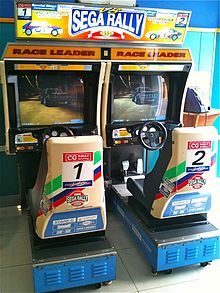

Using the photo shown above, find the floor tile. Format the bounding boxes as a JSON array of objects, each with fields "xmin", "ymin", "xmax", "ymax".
[
  {"xmin": 118, "ymin": 247, "xmax": 200, "ymax": 292},
  {"xmin": 107, "ymin": 210, "xmax": 121, "ymax": 224},
  {"xmin": 106, "ymin": 217, "xmax": 136, "ymax": 250},
  {"xmin": 1, "ymin": 264, "xmax": 34, "ymax": 293},
  {"xmin": 62, "ymin": 256, "xmax": 137, "ymax": 293},
  {"xmin": 1, "ymin": 182, "xmax": 220, "ymax": 293},
  {"xmin": 0, "ymin": 213, "xmax": 29, "ymax": 235},
  {"xmin": 0, "ymin": 206, "xmax": 23, "ymax": 219},
  {"xmin": 194, "ymin": 257, "xmax": 220, "ymax": 278},
  {"xmin": 0, "ymin": 268, "xmax": 2, "ymax": 289},
  {"xmin": 0, "ymin": 233, "xmax": 2, "ymax": 267},
  {"xmin": 138, "ymin": 279, "xmax": 218, "ymax": 293},
  {"xmin": 1, "ymin": 232, "xmax": 32, "ymax": 267}
]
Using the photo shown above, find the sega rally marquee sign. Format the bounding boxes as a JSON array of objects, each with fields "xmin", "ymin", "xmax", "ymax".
[{"xmin": 15, "ymin": 1, "xmax": 191, "ymax": 45}]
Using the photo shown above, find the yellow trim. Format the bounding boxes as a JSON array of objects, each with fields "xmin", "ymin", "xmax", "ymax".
[
  {"xmin": 4, "ymin": 44, "xmax": 102, "ymax": 60},
  {"xmin": 0, "ymin": 18, "xmax": 220, "ymax": 33},
  {"xmin": 111, "ymin": 48, "xmax": 192, "ymax": 61},
  {"xmin": 101, "ymin": 62, "xmax": 111, "ymax": 148},
  {"xmin": 0, "ymin": 18, "xmax": 15, "ymax": 23},
  {"xmin": 188, "ymin": 27, "xmax": 218, "ymax": 33}
]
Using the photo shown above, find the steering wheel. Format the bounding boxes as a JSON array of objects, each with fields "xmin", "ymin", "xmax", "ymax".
[
  {"xmin": 138, "ymin": 121, "xmax": 167, "ymax": 150},
  {"xmin": 41, "ymin": 125, "xmax": 74, "ymax": 142}
]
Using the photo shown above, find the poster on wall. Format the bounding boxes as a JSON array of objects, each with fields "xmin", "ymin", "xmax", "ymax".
[{"xmin": 15, "ymin": 1, "xmax": 191, "ymax": 45}]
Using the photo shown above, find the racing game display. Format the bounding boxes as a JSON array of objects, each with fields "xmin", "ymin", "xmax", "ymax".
[
  {"xmin": 112, "ymin": 74, "xmax": 168, "ymax": 122},
  {"xmin": 15, "ymin": 72, "xmax": 84, "ymax": 126}
]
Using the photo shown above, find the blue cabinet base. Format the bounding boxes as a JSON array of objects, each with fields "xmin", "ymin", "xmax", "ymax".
[
  {"xmin": 112, "ymin": 190, "xmax": 220, "ymax": 274},
  {"xmin": 33, "ymin": 253, "xmax": 117, "ymax": 293},
  {"xmin": 28, "ymin": 215, "xmax": 117, "ymax": 293}
]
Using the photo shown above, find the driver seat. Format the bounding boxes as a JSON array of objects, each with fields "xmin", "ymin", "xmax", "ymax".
[
  {"xmin": 127, "ymin": 128, "xmax": 173, "ymax": 213},
  {"xmin": 30, "ymin": 134, "xmax": 107, "ymax": 239},
  {"xmin": 127, "ymin": 126, "xmax": 217, "ymax": 219}
]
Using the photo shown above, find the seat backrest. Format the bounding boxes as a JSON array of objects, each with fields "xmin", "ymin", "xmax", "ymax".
[
  {"xmin": 128, "ymin": 126, "xmax": 218, "ymax": 220},
  {"xmin": 151, "ymin": 126, "xmax": 217, "ymax": 219},
  {"xmin": 31, "ymin": 135, "xmax": 106, "ymax": 239}
]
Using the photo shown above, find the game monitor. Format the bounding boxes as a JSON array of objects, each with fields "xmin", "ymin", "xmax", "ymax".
[
  {"xmin": 3, "ymin": 62, "xmax": 101, "ymax": 152},
  {"xmin": 9, "ymin": 72, "xmax": 85, "ymax": 127},
  {"xmin": 109, "ymin": 63, "xmax": 192, "ymax": 126},
  {"xmin": 105, "ymin": 63, "xmax": 192, "ymax": 147},
  {"xmin": 111, "ymin": 74, "xmax": 168, "ymax": 123}
]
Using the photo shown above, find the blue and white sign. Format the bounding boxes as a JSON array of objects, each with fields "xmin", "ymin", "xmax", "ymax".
[{"xmin": 70, "ymin": 7, "xmax": 146, "ymax": 39}]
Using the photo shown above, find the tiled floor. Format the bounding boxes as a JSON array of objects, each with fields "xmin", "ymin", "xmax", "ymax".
[{"xmin": 0, "ymin": 179, "xmax": 220, "ymax": 293}]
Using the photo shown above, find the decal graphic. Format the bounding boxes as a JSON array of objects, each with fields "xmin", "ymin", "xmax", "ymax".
[
  {"xmin": 188, "ymin": 175, "xmax": 206, "ymax": 189},
  {"xmin": 112, "ymin": 128, "xmax": 132, "ymax": 139},
  {"xmin": 15, "ymin": 2, "xmax": 190, "ymax": 44},
  {"xmin": 163, "ymin": 192, "xmax": 211, "ymax": 217},
  {"xmin": 40, "ymin": 198, "xmax": 51, "ymax": 215},
  {"xmin": 45, "ymin": 208, "xmax": 103, "ymax": 236},
  {"xmin": 62, "ymin": 152, "xmax": 94, "ymax": 188},
  {"xmin": 186, "ymin": 140, "xmax": 212, "ymax": 173},
  {"xmin": 17, "ymin": 2, "xmax": 32, "ymax": 20},
  {"xmin": 70, "ymin": 7, "xmax": 146, "ymax": 40},
  {"xmin": 22, "ymin": 21, "xmax": 63, "ymax": 37},
  {"xmin": 154, "ymin": 153, "xmax": 216, "ymax": 201},
  {"xmin": 159, "ymin": 177, "xmax": 175, "ymax": 198},
  {"xmin": 66, "ymin": 190, "xmax": 88, "ymax": 208},
  {"xmin": 37, "ymin": 151, "xmax": 102, "ymax": 218}
]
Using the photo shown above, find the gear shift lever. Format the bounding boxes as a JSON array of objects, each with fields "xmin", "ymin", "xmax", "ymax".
[{"xmin": 122, "ymin": 160, "xmax": 129, "ymax": 177}]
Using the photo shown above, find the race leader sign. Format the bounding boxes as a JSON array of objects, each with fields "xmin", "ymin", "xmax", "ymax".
[
  {"xmin": 3, "ymin": 44, "xmax": 192, "ymax": 62},
  {"xmin": 15, "ymin": 2, "xmax": 190, "ymax": 45}
]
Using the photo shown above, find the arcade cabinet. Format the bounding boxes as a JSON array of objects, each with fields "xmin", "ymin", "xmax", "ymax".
[
  {"xmin": 101, "ymin": 47, "xmax": 220, "ymax": 274},
  {"xmin": 0, "ymin": 43, "xmax": 116, "ymax": 292}
]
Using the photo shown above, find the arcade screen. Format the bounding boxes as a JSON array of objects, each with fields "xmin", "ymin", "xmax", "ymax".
[
  {"xmin": 111, "ymin": 74, "xmax": 169, "ymax": 122},
  {"xmin": 10, "ymin": 72, "xmax": 86, "ymax": 127}
]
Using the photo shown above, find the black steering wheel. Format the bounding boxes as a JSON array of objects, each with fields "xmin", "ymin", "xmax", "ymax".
[
  {"xmin": 138, "ymin": 121, "xmax": 167, "ymax": 150},
  {"xmin": 41, "ymin": 125, "xmax": 74, "ymax": 142}
]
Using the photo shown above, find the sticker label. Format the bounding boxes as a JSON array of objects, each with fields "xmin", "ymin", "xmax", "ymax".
[
  {"xmin": 17, "ymin": 3, "xmax": 32, "ymax": 20},
  {"xmin": 112, "ymin": 128, "xmax": 132, "ymax": 139},
  {"xmin": 175, "ymin": 13, "xmax": 190, "ymax": 27},
  {"xmin": 40, "ymin": 198, "xmax": 51, "ymax": 215},
  {"xmin": 163, "ymin": 192, "xmax": 211, "ymax": 217},
  {"xmin": 188, "ymin": 175, "xmax": 206, "ymax": 189},
  {"xmin": 159, "ymin": 177, "xmax": 175, "ymax": 197},
  {"xmin": 66, "ymin": 191, "xmax": 88, "ymax": 208},
  {"xmin": 187, "ymin": 141, "xmax": 211, "ymax": 150},
  {"xmin": 52, "ymin": 217, "xmax": 77, "ymax": 235},
  {"xmin": 76, "ymin": 215, "xmax": 98, "ymax": 232},
  {"xmin": 15, "ymin": 133, "xmax": 38, "ymax": 145},
  {"xmin": 62, "ymin": 152, "xmax": 94, "ymax": 188},
  {"xmin": 44, "ymin": 208, "xmax": 104, "ymax": 237},
  {"xmin": 186, "ymin": 140, "xmax": 211, "ymax": 173}
]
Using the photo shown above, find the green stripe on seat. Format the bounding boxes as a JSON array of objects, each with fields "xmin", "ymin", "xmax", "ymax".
[
  {"xmin": 94, "ymin": 151, "xmax": 101, "ymax": 164},
  {"xmin": 44, "ymin": 175, "xmax": 62, "ymax": 196},
  {"xmin": 164, "ymin": 161, "xmax": 186, "ymax": 179}
]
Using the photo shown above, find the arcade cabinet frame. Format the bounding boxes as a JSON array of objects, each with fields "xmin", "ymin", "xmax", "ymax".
[
  {"xmin": 100, "ymin": 46, "xmax": 220, "ymax": 274},
  {"xmin": 0, "ymin": 43, "xmax": 117, "ymax": 293}
]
